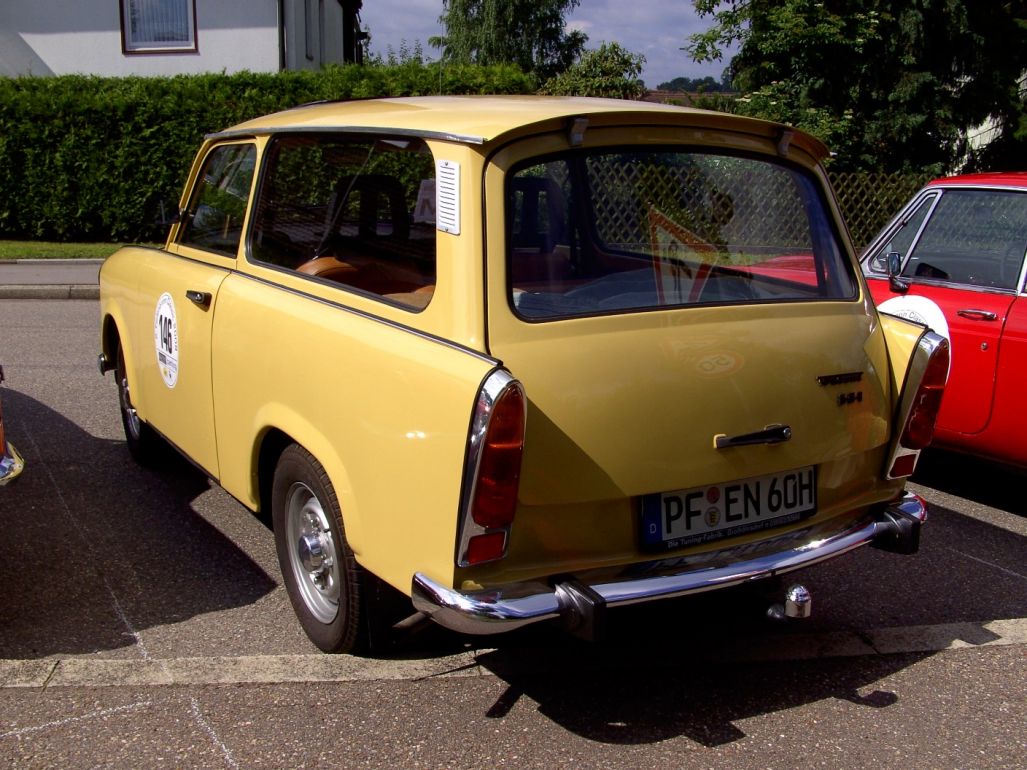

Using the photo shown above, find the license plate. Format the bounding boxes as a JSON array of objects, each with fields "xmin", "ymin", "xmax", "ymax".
[{"xmin": 640, "ymin": 466, "xmax": 817, "ymax": 551}]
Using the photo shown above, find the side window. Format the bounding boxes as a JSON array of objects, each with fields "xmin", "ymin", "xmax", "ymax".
[
  {"xmin": 178, "ymin": 144, "xmax": 256, "ymax": 258},
  {"xmin": 249, "ymin": 134, "xmax": 437, "ymax": 310},
  {"xmin": 898, "ymin": 190, "xmax": 1027, "ymax": 290}
]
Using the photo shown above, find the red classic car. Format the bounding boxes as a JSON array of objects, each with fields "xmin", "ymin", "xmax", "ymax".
[{"xmin": 862, "ymin": 172, "xmax": 1027, "ymax": 466}]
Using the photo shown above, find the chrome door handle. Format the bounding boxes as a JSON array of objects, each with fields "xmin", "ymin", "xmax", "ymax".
[
  {"xmin": 186, "ymin": 290, "xmax": 212, "ymax": 309},
  {"xmin": 956, "ymin": 309, "xmax": 997, "ymax": 321}
]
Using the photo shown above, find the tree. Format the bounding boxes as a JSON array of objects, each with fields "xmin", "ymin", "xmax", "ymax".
[
  {"xmin": 539, "ymin": 43, "xmax": 646, "ymax": 99},
  {"xmin": 686, "ymin": 1, "xmax": 1027, "ymax": 173},
  {"xmin": 657, "ymin": 75, "xmax": 732, "ymax": 93},
  {"xmin": 430, "ymin": 0, "xmax": 588, "ymax": 82}
]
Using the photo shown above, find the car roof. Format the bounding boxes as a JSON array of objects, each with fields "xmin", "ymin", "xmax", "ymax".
[
  {"xmin": 926, "ymin": 171, "xmax": 1027, "ymax": 190},
  {"xmin": 211, "ymin": 95, "xmax": 829, "ymax": 158}
]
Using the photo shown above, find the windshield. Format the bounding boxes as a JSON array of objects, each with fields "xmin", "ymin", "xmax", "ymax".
[{"xmin": 506, "ymin": 149, "xmax": 856, "ymax": 320}]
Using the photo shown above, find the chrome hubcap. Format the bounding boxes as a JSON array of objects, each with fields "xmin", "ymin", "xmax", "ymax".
[{"xmin": 285, "ymin": 482, "xmax": 339, "ymax": 624}]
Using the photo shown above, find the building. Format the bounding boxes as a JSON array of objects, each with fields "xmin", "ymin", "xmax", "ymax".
[{"xmin": 0, "ymin": 0, "xmax": 365, "ymax": 77}]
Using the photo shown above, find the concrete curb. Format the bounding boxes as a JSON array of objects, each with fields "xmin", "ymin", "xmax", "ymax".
[{"xmin": 0, "ymin": 285, "xmax": 99, "ymax": 300}]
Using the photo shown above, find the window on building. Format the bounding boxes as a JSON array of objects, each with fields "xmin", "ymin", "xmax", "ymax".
[{"xmin": 120, "ymin": 0, "xmax": 198, "ymax": 54}]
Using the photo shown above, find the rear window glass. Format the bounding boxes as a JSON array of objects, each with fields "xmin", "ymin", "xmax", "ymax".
[{"xmin": 507, "ymin": 149, "xmax": 856, "ymax": 319}]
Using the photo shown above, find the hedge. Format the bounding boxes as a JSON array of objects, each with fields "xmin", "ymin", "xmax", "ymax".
[{"xmin": 0, "ymin": 63, "xmax": 533, "ymax": 242}]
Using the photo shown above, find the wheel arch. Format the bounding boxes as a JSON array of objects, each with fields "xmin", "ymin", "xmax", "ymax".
[{"xmin": 247, "ymin": 415, "xmax": 365, "ymax": 555}]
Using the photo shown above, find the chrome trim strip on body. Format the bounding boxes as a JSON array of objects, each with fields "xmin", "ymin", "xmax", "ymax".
[
  {"xmin": 411, "ymin": 492, "xmax": 927, "ymax": 635},
  {"xmin": 206, "ymin": 126, "xmax": 486, "ymax": 146}
]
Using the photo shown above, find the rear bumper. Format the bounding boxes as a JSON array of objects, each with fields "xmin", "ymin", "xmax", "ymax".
[{"xmin": 412, "ymin": 492, "xmax": 927, "ymax": 637}]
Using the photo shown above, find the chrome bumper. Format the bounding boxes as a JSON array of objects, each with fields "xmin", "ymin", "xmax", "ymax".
[
  {"xmin": 412, "ymin": 492, "xmax": 927, "ymax": 638},
  {"xmin": 0, "ymin": 442, "xmax": 24, "ymax": 486}
]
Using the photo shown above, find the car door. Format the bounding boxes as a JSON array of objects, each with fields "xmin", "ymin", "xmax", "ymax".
[
  {"xmin": 864, "ymin": 187, "xmax": 1027, "ymax": 435},
  {"xmin": 133, "ymin": 141, "xmax": 257, "ymax": 477}
]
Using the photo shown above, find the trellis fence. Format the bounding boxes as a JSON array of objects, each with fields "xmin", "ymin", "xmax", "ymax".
[{"xmin": 829, "ymin": 171, "xmax": 934, "ymax": 250}]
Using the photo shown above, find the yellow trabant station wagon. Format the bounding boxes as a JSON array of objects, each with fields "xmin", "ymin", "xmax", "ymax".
[{"xmin": 99, "ymin": 96, "xmax": 948, "ymax": 653}]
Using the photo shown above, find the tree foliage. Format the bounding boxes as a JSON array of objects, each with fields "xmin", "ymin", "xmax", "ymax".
[
  {"xmin": 687, "ymin": 0, "xmax": 1027, "ymax": 173},
  {"xmin": 430, "ymin": 0, "xmax": 588, "ymax": 82},
  {"xmin": 539, "ymin": 43, "xmax": 646, "ymax": 99},
  {"xmin": 657, "ymin": 74, "xmax": 733, "ymax": 93}
]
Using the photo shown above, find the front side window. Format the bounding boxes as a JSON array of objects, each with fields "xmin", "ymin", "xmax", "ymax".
[
  {"xmin": 507, "ymin": 149, "xmax": 856, "ymax": 320},
  {"xmin": 120, "ymin": 0, "xmax": 198, "ymax": 53},
  {"xmin": 178, "ymin": 143, "xmax": 256, "ymax": 257},
  {"xmin": 249, "ymin": 134, "xmax": 437, "ymax": 310},
  {"xmin": 868, "ymin": 189, "xmax": 1027, "ymax": 290}
]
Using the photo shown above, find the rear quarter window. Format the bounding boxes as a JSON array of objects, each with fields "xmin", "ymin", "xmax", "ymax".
[{"xmin": 507, "ymin": 149, "xmax": 856, "ymax": 320}]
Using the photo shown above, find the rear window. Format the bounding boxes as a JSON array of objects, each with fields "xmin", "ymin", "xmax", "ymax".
[{"xmin": 507, "ymin": 149, "xmax": 856, "ymax": 320}]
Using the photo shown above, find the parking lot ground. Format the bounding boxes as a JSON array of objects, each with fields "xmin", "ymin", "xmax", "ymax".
[{"xmin": 0, "ymin": 299, "xmax": 1024, "ymax": 768}]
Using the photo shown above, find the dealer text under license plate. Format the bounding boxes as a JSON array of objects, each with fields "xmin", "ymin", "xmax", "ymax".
[{"xmin": 640, "ymin": 466, "xmax": 816, "ymax": 550}]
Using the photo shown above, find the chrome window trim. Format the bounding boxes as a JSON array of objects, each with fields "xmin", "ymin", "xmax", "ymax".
[{"xmin": 864, "ymin": 191, "xmax": 941, "ymax": 276}]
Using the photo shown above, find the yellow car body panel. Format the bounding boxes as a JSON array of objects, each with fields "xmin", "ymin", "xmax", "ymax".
[{"xmin": 209, "ymin": 272, "xmax": 494, "ymax": 590}]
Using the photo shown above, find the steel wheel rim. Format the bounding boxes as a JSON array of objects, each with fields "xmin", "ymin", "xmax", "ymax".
[{"xmin": 285, "ymin": 481, "xmax": 340, "ymax": 624}]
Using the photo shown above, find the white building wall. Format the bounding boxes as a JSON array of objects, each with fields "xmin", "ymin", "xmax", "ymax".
[{"xmin": 0, "ymin": 0, "xmax": 282, "ymax": 77}]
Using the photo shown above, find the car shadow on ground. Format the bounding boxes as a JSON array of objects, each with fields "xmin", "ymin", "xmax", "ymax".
[
  {"xmin": 475, "ymin": 642, "xmax": 929, "ymax": 747},
  {"xmin": 0, "ymin": 389, "xmax": 278, "ymax": 659},
  {"xmin": 913, "ymin": 447, "xmax": 1027, "ymax": 516},
  {"xmin": 454, "ymin": 468, "xmax": 1025, "ymax": 747}
]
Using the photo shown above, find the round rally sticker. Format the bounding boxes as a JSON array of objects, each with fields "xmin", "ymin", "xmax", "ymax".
[{"xmin": 154, "ymin": 292, "xmax": 179, "ymax": 388}]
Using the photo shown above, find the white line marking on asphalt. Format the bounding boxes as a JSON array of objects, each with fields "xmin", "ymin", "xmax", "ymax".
[
  {"xmin": 0, "ymin": 701, "xmax": 151, "ymax": 739},
  {"xmin": 1, "ymin": 618, "xmax": 1023, "ymax": 689},
  {"xmin": 191, "ymin": 698, "xmax": 239, "ymax": 769},
  {"xmin": 20, "ymin": 431, "xmax": 237, "ymax": 759},
  {"xmin": 944, "ymin": 547, "xmax": 1027, "ymax": 581},
  {"xmin": 22, "ymin": 430, "xmax": 152, "ymax": 660}
]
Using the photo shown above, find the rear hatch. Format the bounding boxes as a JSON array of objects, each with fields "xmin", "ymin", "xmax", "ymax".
[{"xmin": 481, "ymin": 141, "xmax": 895, "ymax": 580}]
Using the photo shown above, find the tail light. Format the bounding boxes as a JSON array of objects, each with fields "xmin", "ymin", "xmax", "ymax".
[
  {"xmin": 887, "ymin": 331, "xmax": 949, "ymax": 479},
  {"xmin": 457, "ymin": 371, "xmax": 526, "ymax": 566}
]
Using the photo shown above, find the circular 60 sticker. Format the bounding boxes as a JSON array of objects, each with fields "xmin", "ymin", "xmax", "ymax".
[{"xmin": 154, "ymin": 292, "xmax": 179, "ymax": 388}]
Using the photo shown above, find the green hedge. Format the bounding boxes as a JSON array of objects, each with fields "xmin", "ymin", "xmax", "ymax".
[{"xmin": 0, "ymin": 63, "xmax": 533, "ymax": 242}]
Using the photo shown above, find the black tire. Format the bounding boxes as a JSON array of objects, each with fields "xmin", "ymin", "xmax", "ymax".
[
  {"xmin": 115, "ymin": 347, "xmax": 162, "ymax": 465},
  {"xmin": 272, "ymin": 444, "xmax": 365, "ymax": 653}
]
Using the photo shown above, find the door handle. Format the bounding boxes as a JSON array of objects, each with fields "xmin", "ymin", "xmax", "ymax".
[
  {"xmin": 714, "ymin": 424, "xmax": 792, "ymax": 449},
  {"xmin": 956, "ymin": 309, "xmax": 997, "ymax": 321},
  {"xmin": 186, "ymin": 290, "xmax": 212, "ymax": 309}
]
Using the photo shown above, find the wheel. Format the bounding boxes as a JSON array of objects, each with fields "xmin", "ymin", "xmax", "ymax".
[
  {"xmin": 115, "ymin": 347, "xmax": 162, "ymax": 464},
  {"xmin": 272, "ymin": 444, "xmax": 365, "ymax": 653}
]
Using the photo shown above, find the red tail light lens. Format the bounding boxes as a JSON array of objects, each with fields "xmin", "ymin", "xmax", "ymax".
[
  {"xmin": 470, "ymin": 384, "xmax": 525, "ymax": 529},
  {"xmin": 457, "ymin": 373, "xmax": 526, "ymax": 567},
  {"xmin": 901, "ymin": 336, "xmax": 949, "ymax": 450}
]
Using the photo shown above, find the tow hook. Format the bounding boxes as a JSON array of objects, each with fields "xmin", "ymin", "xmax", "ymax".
[{"xmin": 767, "ymin": 584, "xmax": 812, "ymax": 621}]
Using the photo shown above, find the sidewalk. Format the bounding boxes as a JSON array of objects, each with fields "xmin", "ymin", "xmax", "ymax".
[{"xmin": 0, "ymin": 259, "xmax": 102, "ymax": 299}]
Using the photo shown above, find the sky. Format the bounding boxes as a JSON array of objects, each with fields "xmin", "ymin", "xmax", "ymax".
[{"xmin": 358, "ymin": 1, "xmax": 737, "ymax": 90}]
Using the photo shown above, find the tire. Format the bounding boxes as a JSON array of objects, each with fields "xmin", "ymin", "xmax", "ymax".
[
  {"xmin": 115, "ymin": 347, "xmax": 162, "ymax": 465},
  {"xmin": 272, "ymin": 444, "xmax": 365, "ymax": 653}
]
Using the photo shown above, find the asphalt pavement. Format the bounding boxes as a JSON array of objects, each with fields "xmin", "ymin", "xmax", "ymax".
[{"xmin": 0, "ymin": 260, "xmax": 102, "ymax": 300}]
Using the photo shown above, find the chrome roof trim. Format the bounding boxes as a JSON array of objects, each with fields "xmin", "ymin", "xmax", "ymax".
[{"xmin": 205, "ymin": 125, "xmax": 486, "ymax": 145}]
